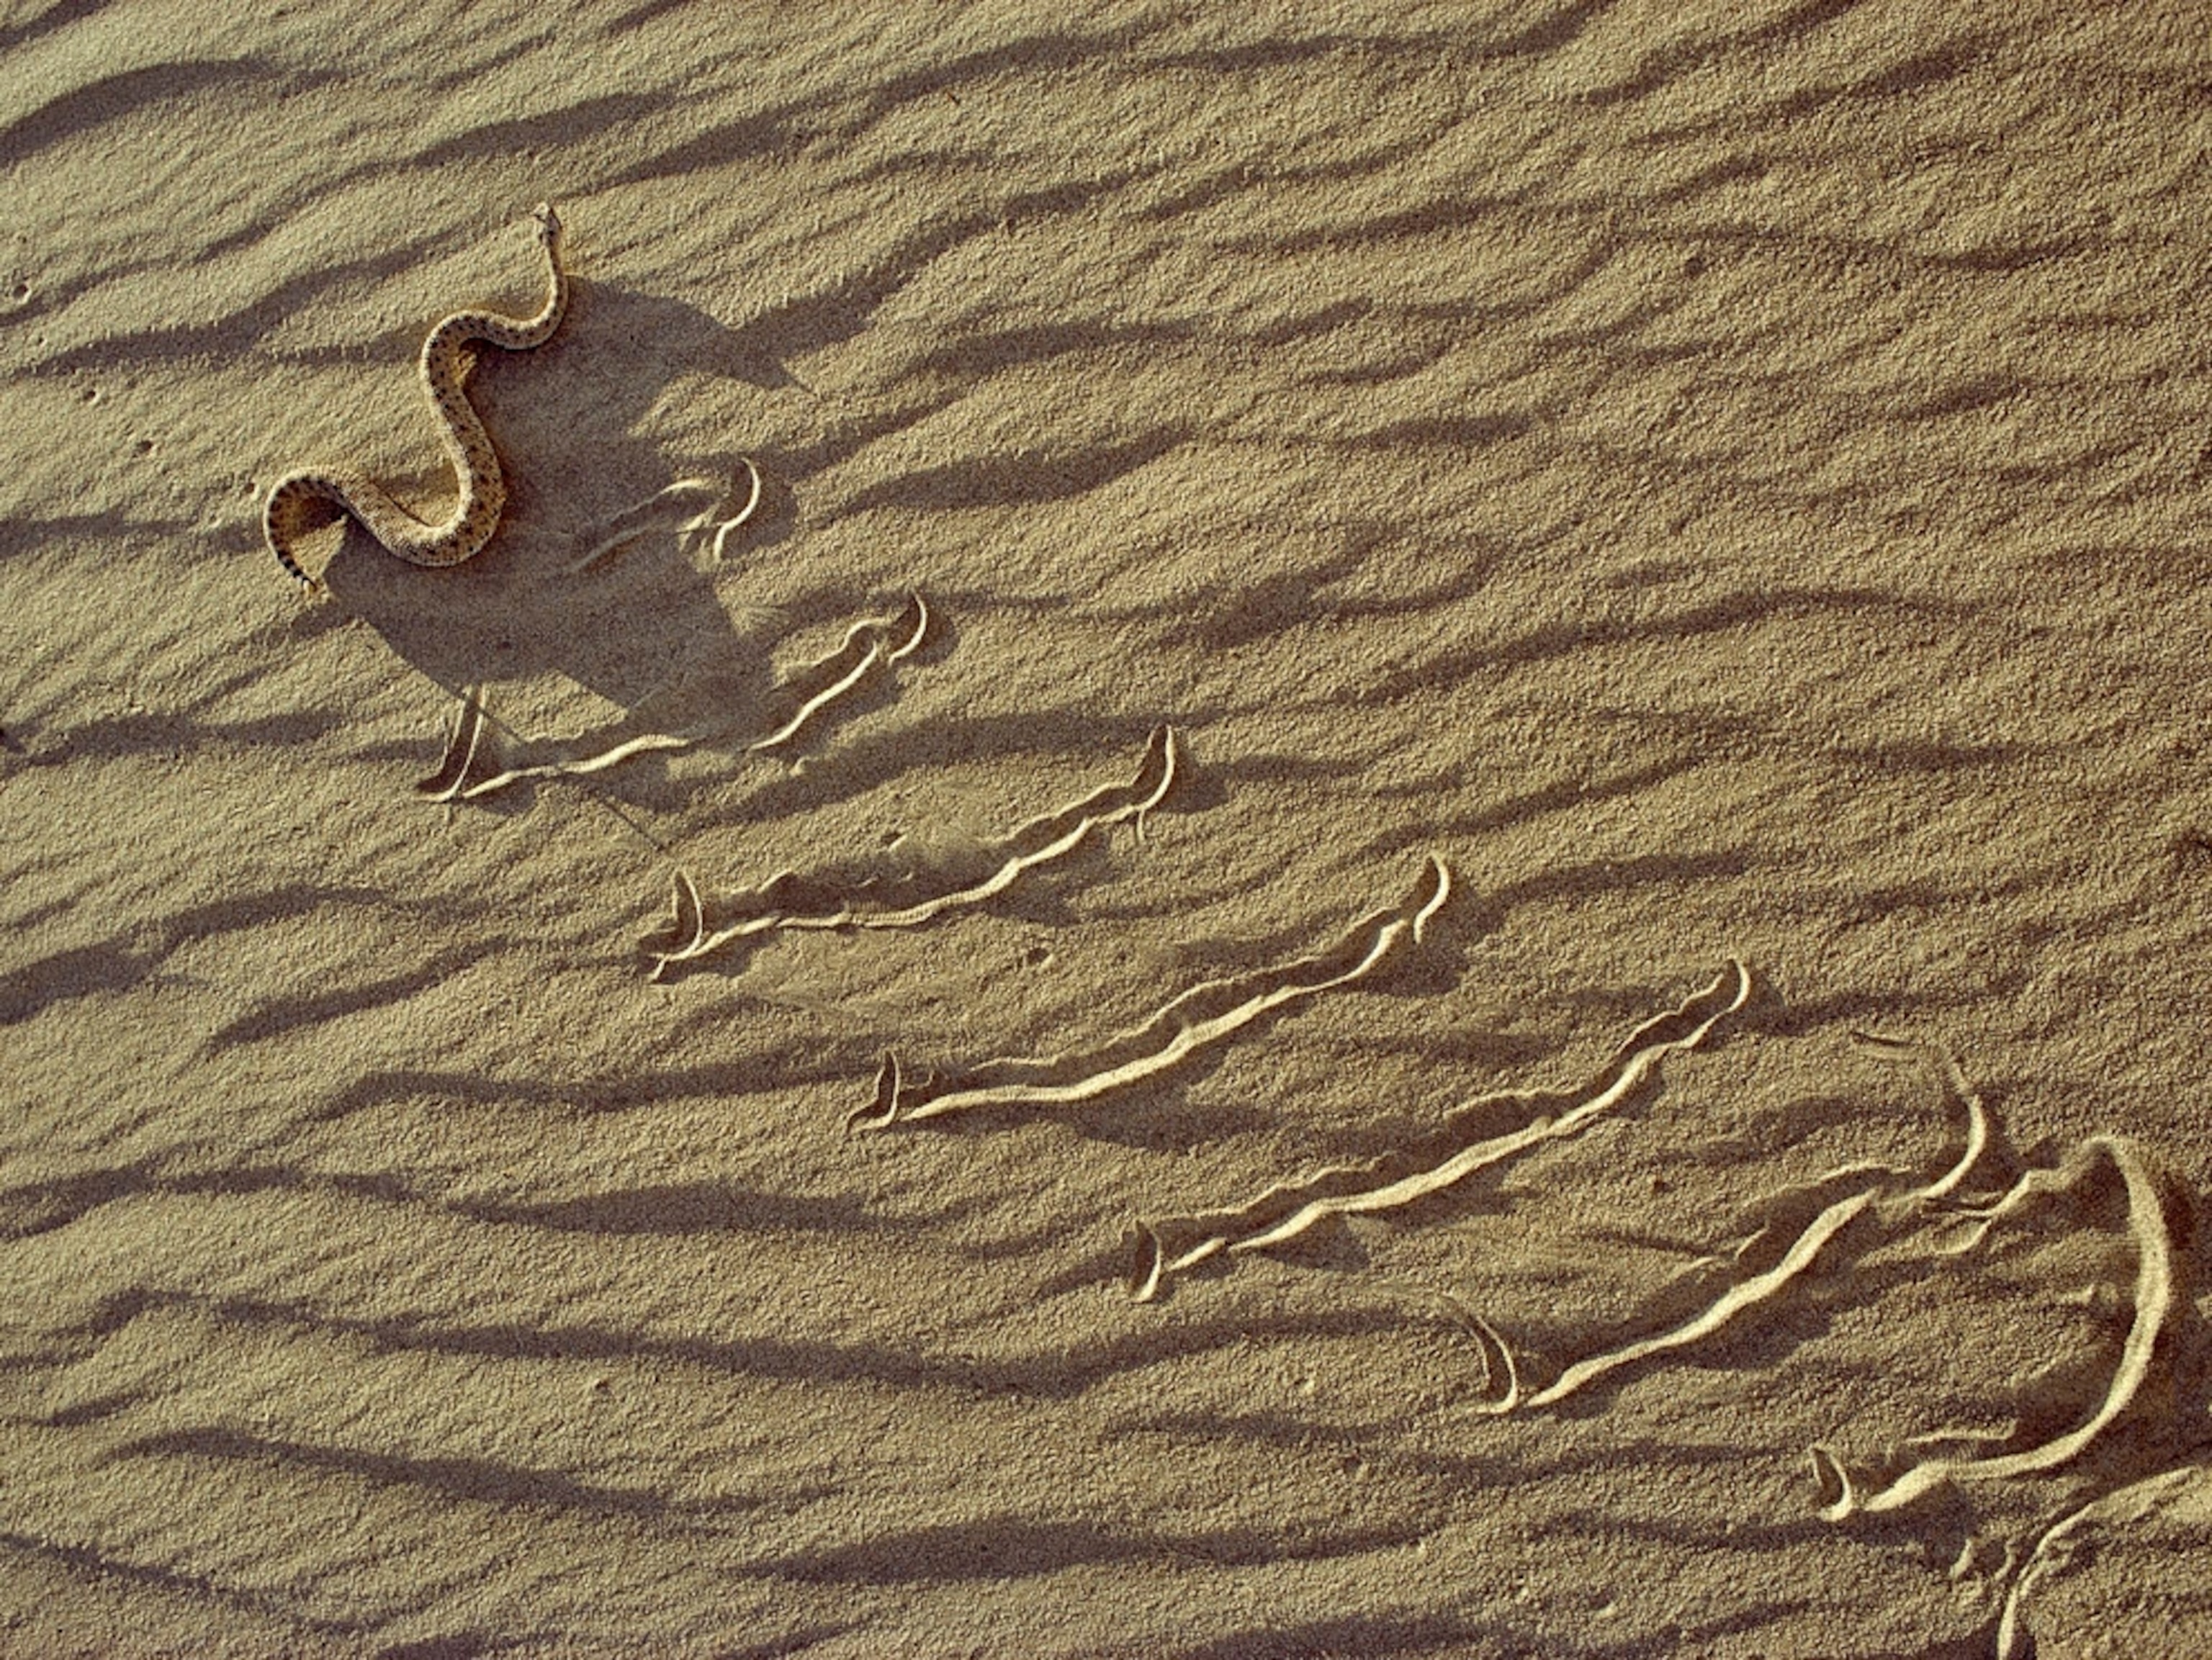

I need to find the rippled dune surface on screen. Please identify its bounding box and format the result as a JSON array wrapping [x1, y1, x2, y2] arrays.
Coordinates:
[[6, 3, 2212, 1655]]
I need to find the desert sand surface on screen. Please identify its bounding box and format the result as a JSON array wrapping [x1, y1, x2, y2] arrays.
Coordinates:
[[6, 2, 2212, 1655]]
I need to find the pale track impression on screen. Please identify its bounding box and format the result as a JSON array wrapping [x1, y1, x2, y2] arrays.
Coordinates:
[[1128, 960, 1751, 1301], [645, 723, 1177, 979], [852, 854, 1450, 1132]]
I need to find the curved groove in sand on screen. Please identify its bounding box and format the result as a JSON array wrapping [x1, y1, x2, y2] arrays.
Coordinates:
[[563, 476, 721, 573], [1995, 1465, 2207, 1660], [747, 591, 929, 756], [463, 731, 694, 800], [646, 725, 1178, 979], [413, 682, 692, 802], [702, 456, 765, 563], [1846, 1029, 1994, 1205], [850, 854, 1451, 1133], [1128, 960, 1753, 1302], [1453, 1023, 2026, 1412], [413, 685, 491, 803], [565, 458, 764, 574], [1519, 1188, 1876, 1409], [1809, 1134, 2175, 1521]]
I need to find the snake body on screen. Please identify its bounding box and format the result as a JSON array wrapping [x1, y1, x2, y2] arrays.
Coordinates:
[[264, 202, 567, 587]]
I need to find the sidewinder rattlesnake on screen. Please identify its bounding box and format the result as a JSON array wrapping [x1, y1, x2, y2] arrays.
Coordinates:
[[264, 202, 567, 588]]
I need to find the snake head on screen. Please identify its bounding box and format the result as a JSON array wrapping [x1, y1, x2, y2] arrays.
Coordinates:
[[531, 202, 561, 243]]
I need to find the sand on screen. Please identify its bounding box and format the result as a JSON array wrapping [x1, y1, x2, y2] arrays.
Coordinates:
[[5, 2, 2211, 1655]]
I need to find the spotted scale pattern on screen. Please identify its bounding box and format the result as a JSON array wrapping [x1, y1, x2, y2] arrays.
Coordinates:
[[263, 202, 567, 588]]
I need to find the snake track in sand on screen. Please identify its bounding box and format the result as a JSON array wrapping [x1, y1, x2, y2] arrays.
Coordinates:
[[264, 202, 568, 588]]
